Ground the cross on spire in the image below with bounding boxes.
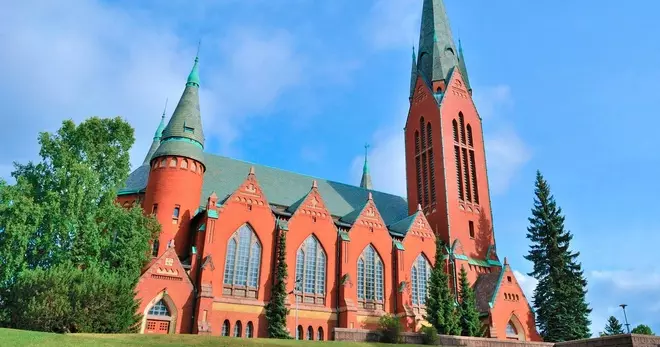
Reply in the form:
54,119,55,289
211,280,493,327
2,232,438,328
360,143,373,190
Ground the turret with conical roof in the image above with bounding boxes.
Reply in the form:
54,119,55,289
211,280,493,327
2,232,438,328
416,0,458,91
152,55,205,166
142,101,169,165
409,46,418,100
457,39,472,93
360,144,373,190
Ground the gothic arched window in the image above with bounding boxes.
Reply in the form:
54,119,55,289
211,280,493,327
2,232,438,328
452,119,459,142
295,235,326,296
223,225,261,288
466,124,473,147
357,244,384,303
411,255,431,305
222,320,230,336
234,321,242,337
246,321,254,338
506,322,519,339
148,299,170,316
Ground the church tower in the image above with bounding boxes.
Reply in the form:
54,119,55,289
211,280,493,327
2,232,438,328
405,0,494,265
143,55,206,259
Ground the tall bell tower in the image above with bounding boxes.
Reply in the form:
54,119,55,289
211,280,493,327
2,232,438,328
404,0,495,263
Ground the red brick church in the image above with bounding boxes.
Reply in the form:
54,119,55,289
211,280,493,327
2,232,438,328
117,0,541,341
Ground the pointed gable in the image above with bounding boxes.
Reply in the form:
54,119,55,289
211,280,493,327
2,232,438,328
287,180,332,222
341,192,386,231
225,166,269,210
389,204,434,239
139,247,193,289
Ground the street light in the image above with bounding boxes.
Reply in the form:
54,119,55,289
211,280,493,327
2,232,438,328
619,304,631,334
289,276,303,339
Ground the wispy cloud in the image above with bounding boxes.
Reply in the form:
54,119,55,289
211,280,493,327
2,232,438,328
363,0,422,50
591,270,660,292
513,270,538,302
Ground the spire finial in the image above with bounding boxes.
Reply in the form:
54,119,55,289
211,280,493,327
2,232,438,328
417,203,422,211
187,45,201,87
249,166,255,176
162,98,168,118
196,39,202,59
367,192,373,201
312,180,318,189
360,143,373,190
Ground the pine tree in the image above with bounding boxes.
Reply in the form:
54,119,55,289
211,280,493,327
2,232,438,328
264,229,291,338
425,237,461,335
525,171,592,342
600,316,624,336
458,266,481,337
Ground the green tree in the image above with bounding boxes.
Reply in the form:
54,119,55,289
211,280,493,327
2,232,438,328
525,171,591,341
425,238,461,335
0,117,159,331
458,266,482,337
264,229,291,338
631,324,654,335
600,316,625,336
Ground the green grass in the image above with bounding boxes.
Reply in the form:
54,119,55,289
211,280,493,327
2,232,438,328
0,328,412,347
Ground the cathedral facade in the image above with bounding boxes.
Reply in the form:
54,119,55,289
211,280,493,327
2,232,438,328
117,0,541,341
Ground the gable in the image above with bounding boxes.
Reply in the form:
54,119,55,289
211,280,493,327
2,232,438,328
140,247,194,289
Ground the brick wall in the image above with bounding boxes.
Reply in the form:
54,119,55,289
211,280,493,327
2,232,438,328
334,329,660,347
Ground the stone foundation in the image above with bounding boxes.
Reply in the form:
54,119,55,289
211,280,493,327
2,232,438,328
333,328,660,347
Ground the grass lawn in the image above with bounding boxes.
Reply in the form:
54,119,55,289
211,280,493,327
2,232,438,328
0,328,410,347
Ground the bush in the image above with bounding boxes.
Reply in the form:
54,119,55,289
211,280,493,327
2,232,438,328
6,264,140,333
378,314,403,344
421,325,439,345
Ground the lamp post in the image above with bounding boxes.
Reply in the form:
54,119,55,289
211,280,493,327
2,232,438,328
289,276,302,339
619,304,631,334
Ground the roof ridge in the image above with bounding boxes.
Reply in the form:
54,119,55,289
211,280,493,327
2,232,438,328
205,152,407,201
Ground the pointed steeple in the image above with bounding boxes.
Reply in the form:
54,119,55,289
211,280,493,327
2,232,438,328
409,46,418,100
360,144,373,190
417,0,458,89
457,39,472,92
142,100,169,165
152,53,206,165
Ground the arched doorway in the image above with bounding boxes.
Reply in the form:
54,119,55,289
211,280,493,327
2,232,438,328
145,299,172,334
505,314,526,341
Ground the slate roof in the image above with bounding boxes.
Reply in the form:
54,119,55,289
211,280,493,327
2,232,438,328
120,153,411,229
473,271,503,314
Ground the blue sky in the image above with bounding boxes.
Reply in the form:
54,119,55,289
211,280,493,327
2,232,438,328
1,0,659,336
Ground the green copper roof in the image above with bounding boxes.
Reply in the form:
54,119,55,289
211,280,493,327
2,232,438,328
359,144,373,190
187,57,200,87
457,39,472,91
409,46,417,99
121,153,411,233
417,0,458,85
387,211,420,237
142,108,168,165
153,56,205,164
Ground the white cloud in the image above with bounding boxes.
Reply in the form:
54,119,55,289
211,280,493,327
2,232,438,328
473,85,514,120
484,126,532,195
513,270,538,302
363,0,422,50
591,270,660,292
0,0,306,178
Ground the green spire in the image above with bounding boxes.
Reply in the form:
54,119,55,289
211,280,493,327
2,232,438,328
142,100,169,165
409,46,418,100
457,39,472,92
360,143,373,190
152,54,206,165
417,0,458,86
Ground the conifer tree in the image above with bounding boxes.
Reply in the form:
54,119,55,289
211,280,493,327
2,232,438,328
458,266,482,337
264,229,291,339
600,316,624,336
631,324,654,335
425,238,461,335
525,170,591,341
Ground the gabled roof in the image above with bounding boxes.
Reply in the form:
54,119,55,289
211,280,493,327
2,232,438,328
473,271,502,314
387,211,420,237
120,153,411,230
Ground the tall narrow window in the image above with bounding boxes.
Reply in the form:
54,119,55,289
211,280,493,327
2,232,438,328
428,149,436,203
223,225,261,289
246,322,254,338
297,325,303,340
426,123,433,148
420,117,426,150
452,119,459,142
151,239,159,257
414,131,420,153
356,245,384,303
295,235,326,297
172,205,180,219
411,255,431,305
307,326,313,340
466,124,473,147
415,156,422,206
234,321,242,337
469,221,475,238
459,113,466,144
462,148,471,202
222,320,230,336
454,146,464,200
469,150,479,204
317,327,324,341
152,204,158,215
421,152,429,206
